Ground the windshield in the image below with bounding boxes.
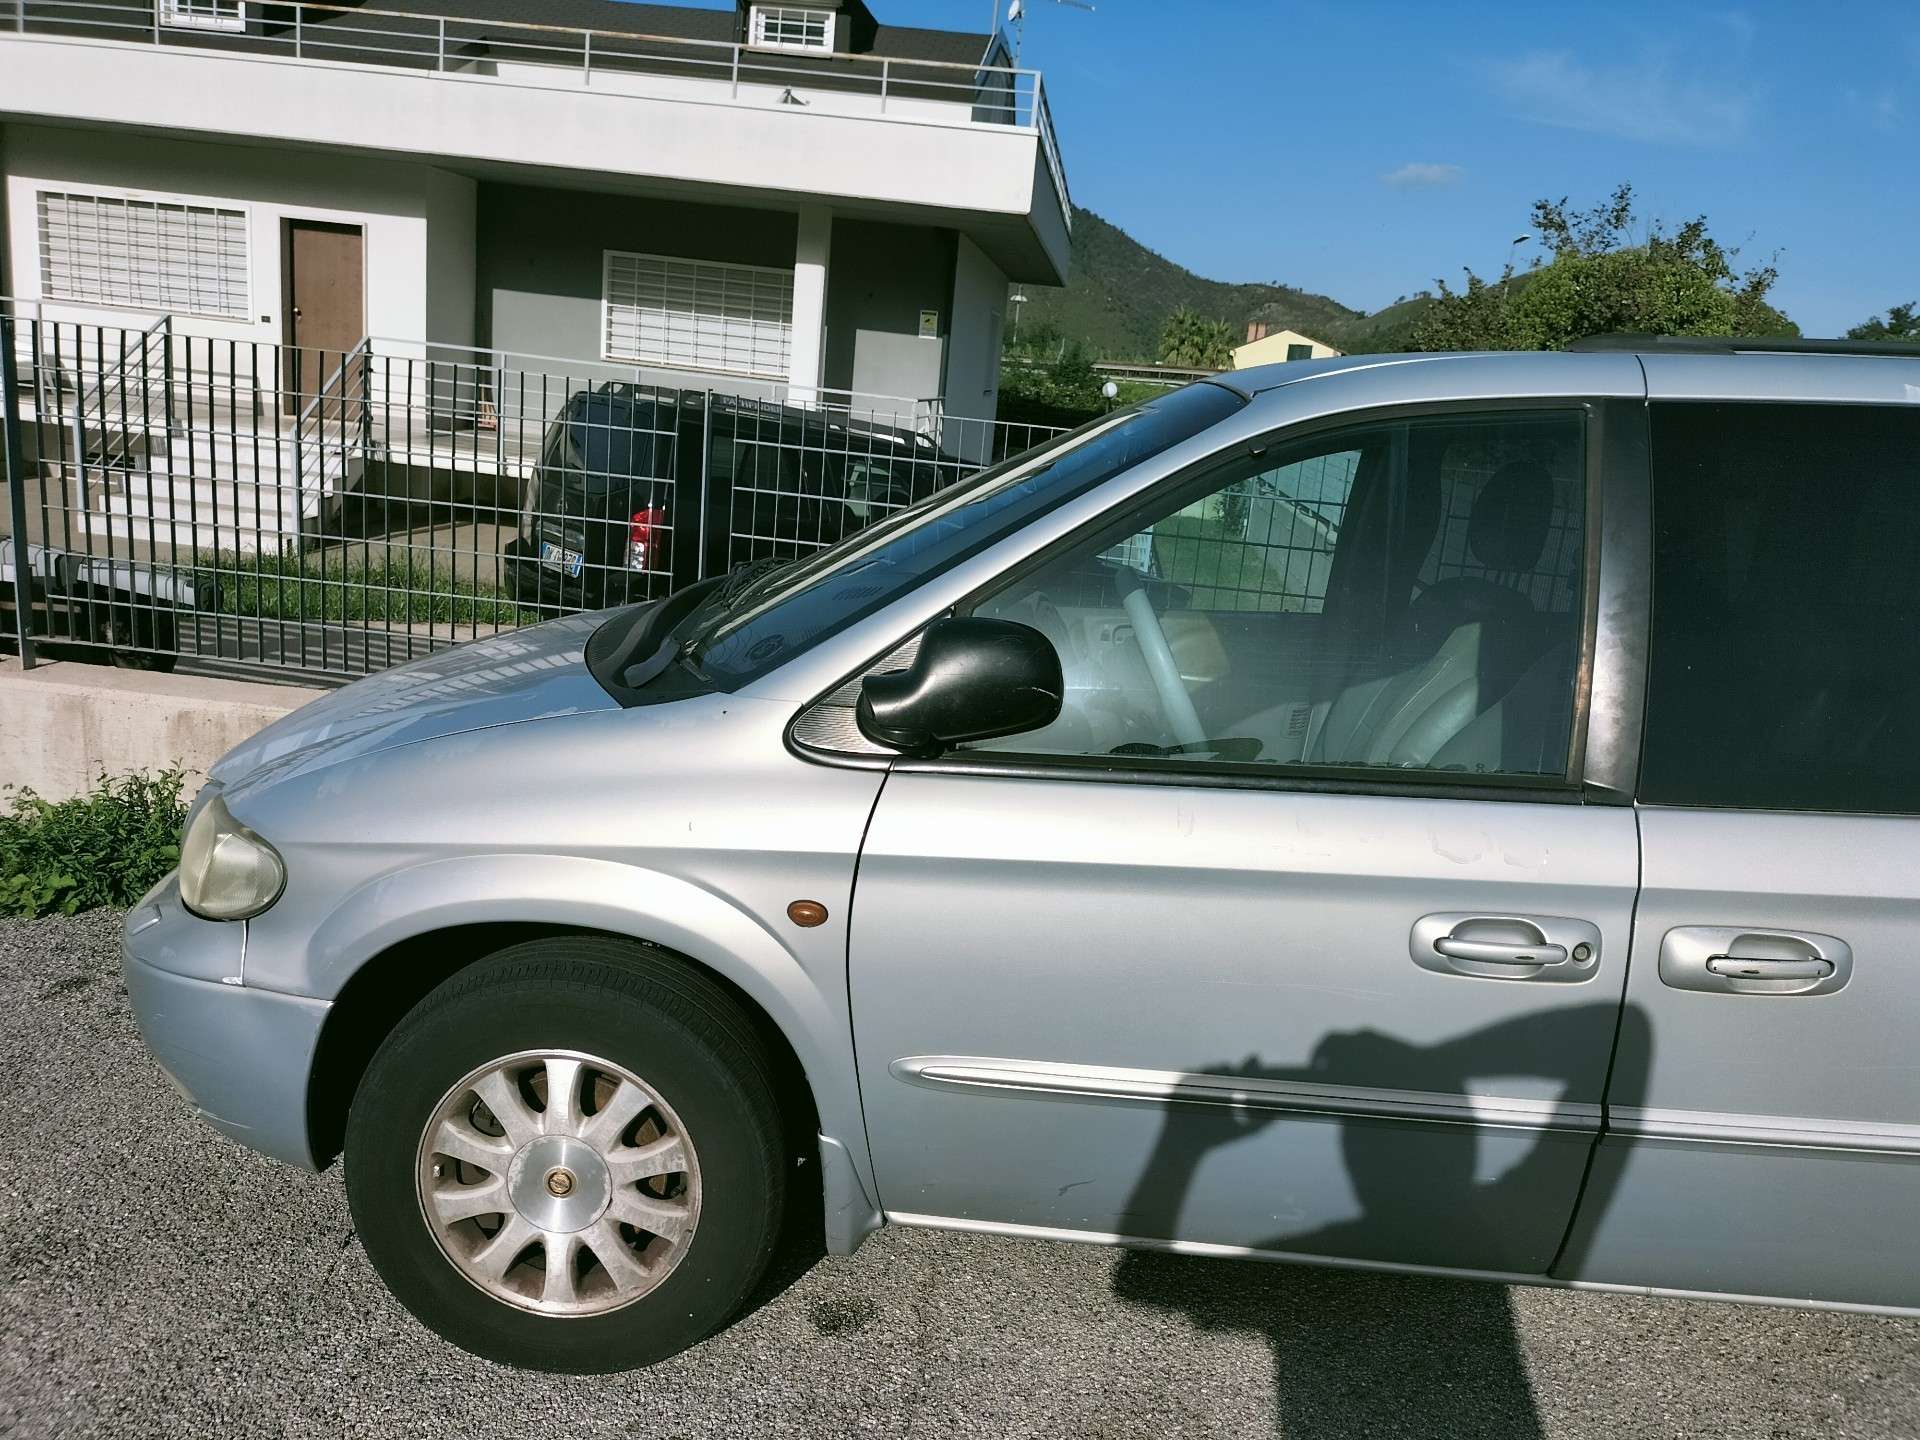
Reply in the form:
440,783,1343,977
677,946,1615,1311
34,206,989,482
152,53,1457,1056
684,382,1246,686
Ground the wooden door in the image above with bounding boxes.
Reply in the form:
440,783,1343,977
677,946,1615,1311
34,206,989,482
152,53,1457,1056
282,220,364,414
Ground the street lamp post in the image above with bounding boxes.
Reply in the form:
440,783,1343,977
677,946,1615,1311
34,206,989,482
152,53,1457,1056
1501,234,1530,298
1010,291,1029,345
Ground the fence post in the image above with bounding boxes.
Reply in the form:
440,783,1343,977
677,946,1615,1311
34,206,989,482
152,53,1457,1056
436,16,445,71
289,406,305,549
293,2,301,58
2,313,37,669
69,374,86,500
357,341,372,453
729,44,739,98
161,317,175,443
696,389,713,583
879,58,888,113
582,30,591,84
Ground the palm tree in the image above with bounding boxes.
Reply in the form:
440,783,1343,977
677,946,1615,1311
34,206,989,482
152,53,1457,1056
1159,308,1236,369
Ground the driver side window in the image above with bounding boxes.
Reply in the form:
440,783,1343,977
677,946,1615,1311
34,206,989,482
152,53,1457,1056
969,410,1586,779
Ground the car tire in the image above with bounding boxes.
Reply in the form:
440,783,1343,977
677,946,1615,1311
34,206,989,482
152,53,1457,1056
344,938,787,1373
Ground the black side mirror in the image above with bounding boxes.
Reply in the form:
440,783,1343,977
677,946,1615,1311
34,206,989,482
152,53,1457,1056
856,618,1063,757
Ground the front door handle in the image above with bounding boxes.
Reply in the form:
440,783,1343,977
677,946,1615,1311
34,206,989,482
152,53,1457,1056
1659,927,1852,996
1410,913,1601,984
1434,933,1569,967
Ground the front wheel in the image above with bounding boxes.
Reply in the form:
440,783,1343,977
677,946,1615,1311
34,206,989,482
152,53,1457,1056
345,939,787,1372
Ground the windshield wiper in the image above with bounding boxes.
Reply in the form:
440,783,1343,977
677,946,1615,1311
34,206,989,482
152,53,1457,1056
714,555,794,609
670,557,798,672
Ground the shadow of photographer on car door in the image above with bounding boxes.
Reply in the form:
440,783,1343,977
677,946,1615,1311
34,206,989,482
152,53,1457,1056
1111,1002,1650,1440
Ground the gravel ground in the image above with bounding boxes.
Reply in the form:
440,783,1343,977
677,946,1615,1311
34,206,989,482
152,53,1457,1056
3,910,1918,1439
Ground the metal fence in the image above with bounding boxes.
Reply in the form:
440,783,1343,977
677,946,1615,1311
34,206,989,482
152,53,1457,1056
1,313,1064,682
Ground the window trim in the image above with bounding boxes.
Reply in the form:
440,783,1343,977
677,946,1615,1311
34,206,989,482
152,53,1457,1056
36,185,253,321
746,5,835,53
158,0,247,32
789,396,1620,805
599,247,796,381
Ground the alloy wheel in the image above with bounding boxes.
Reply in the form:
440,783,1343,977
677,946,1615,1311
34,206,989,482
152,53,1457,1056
414,1048,701,1318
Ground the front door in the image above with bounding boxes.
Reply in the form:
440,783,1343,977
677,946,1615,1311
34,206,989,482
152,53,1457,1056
281,220,364,414
850,404,1639,1274
1562,395,1920,1307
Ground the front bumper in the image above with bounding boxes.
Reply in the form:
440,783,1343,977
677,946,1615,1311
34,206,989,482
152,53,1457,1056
123,879,331,1170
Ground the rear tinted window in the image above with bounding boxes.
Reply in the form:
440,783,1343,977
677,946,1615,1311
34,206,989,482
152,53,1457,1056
560,392,671,485
1643,400,1920,812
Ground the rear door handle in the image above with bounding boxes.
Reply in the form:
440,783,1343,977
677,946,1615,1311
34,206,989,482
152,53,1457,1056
1660,927,1852,996
1705,956,1833,982
1411,913,1601,984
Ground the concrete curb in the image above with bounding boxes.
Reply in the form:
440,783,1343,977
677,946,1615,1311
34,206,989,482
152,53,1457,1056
0,659,323,800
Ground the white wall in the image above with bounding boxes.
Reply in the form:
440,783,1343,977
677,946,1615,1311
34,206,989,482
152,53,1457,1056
942,233,1007,443
0,658,320,802
422,166,477,351
2,124,473,359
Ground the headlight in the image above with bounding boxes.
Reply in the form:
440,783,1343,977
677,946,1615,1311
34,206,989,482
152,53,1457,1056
179,794,285,920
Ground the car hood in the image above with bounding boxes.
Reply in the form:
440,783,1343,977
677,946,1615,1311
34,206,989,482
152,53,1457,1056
211,611,621,792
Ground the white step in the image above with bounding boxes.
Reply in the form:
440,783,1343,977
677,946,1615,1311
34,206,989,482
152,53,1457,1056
83,469,307,553
82,509,302,555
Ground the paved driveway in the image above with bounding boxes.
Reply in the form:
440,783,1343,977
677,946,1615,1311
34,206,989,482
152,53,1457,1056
4,910,1918,1439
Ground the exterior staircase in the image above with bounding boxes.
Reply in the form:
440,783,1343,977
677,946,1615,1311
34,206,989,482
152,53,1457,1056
83,422,363,552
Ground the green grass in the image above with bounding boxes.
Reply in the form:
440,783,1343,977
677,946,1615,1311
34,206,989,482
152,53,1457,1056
1151,513,1312,614
198,552,539,627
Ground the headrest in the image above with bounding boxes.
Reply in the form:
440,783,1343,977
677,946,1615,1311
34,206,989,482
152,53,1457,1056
1468,461,1554,573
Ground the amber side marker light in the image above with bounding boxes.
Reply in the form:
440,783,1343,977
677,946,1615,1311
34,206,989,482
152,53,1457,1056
787,900,829,928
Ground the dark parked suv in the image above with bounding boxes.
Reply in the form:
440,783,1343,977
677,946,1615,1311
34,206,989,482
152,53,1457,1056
504,386,943,608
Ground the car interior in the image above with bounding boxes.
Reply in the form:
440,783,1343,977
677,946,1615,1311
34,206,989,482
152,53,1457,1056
971,411,1586,777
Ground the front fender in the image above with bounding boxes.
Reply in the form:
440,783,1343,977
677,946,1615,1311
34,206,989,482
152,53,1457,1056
291,851,871,1202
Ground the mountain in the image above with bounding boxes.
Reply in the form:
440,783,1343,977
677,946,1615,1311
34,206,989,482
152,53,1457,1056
1009,207,1431,360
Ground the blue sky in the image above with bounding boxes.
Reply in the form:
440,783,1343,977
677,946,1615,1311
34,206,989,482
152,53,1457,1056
712,1,1920,335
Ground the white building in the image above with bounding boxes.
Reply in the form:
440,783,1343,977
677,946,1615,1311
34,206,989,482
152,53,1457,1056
1233,323,1341,368
0,0,1071,432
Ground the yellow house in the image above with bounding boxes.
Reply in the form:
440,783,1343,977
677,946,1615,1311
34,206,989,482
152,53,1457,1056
1232,323,1342,368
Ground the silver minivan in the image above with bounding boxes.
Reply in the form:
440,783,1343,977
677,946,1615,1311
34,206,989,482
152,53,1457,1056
125,339,1920,1373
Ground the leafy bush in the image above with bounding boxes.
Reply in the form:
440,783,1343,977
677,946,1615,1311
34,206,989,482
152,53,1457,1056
997,342,1169,429
1410,183,1797,353
0,770,188,918
1847,301,1919,341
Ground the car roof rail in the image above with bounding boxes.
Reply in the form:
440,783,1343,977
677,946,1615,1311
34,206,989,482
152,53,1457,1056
1568,333,1920,358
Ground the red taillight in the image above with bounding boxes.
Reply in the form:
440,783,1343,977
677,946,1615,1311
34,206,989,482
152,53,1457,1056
628,506,666,573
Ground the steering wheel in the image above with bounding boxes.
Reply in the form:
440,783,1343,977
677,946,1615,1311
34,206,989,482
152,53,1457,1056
1111,567,1208,750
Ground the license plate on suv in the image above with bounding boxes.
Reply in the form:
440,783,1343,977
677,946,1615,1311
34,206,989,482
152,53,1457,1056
539,541,585,577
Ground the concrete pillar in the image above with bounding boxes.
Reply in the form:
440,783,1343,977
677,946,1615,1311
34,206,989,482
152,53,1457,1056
787,205,831,406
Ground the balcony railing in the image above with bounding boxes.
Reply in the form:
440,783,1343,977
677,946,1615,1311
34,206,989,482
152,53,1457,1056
5,0,1071,219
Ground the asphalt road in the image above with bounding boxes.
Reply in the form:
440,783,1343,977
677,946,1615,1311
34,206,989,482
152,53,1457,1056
5,911,1919,1440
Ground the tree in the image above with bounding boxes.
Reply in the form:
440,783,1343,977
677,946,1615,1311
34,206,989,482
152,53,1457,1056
1410,184,1797,352
1847,302,1920,341
1159,308,1236,369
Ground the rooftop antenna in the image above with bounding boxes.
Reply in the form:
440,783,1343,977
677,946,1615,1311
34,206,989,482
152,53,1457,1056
1003,0,1093,68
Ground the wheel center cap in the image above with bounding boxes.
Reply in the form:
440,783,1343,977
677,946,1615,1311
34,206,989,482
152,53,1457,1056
507,1135,610,1234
